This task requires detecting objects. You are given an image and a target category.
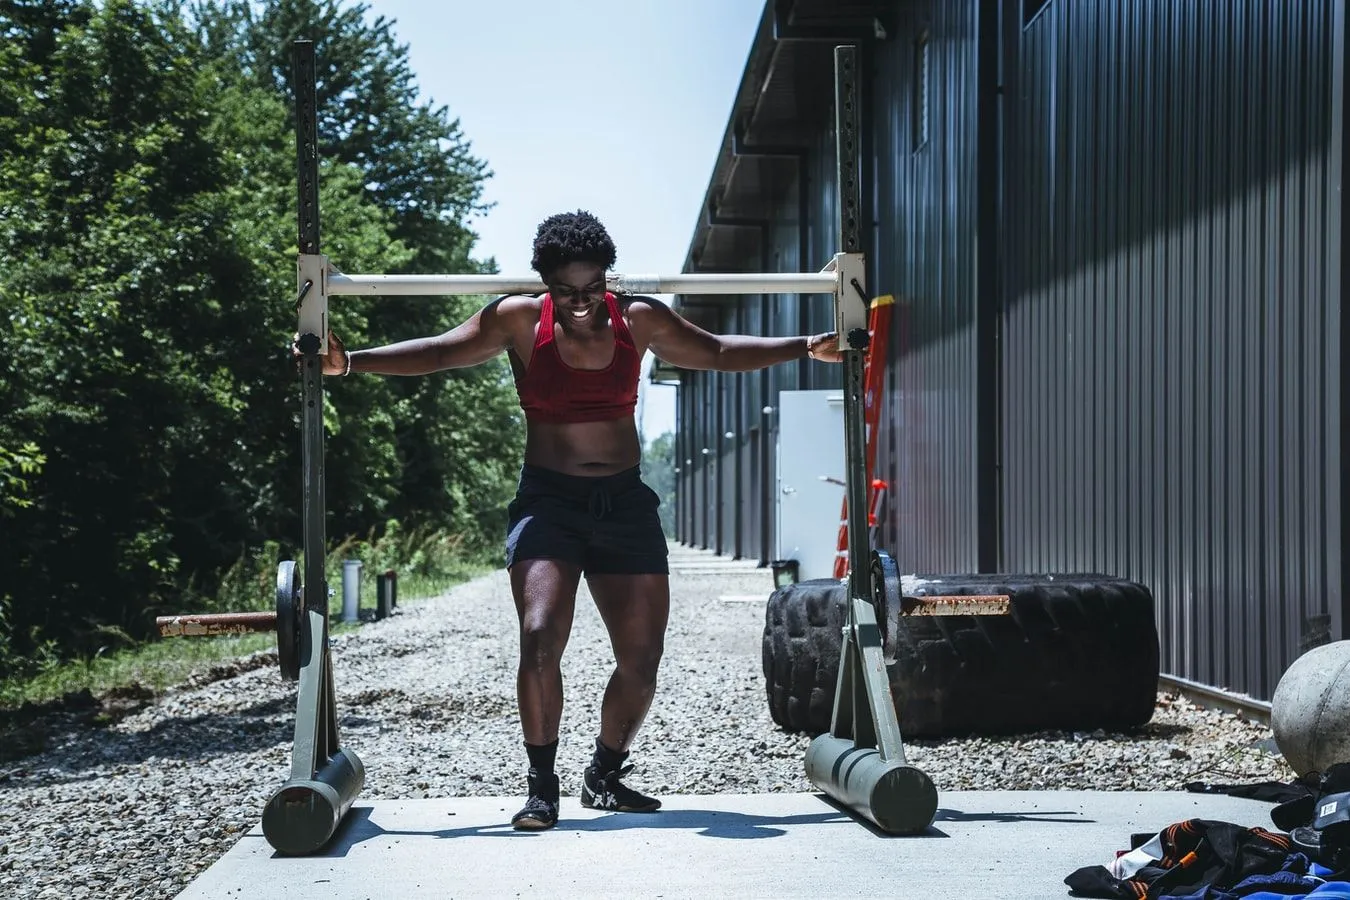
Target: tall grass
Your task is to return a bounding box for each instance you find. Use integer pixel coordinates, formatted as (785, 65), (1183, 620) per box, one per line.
(0, 522), (489, 710)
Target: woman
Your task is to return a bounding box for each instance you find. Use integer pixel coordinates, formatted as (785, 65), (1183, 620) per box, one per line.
(318, 210), (841, 829)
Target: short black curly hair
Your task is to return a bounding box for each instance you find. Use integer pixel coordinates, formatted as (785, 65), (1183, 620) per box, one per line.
(530, 210), (617, 278)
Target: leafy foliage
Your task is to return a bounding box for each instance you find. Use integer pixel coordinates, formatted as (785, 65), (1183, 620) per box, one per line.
(643, 431), (676, 537)
(0, 0), (523, 677)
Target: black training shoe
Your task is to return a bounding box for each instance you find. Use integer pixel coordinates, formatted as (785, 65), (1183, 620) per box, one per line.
(511, 769), (560, 831)
(580, 764), (661, 812)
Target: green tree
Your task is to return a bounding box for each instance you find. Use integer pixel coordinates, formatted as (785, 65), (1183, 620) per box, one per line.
(643, 432), (677, 537)
(192, 0), (523, 550)
(0, 0), (427, 666)
(0, 0), (523, 675)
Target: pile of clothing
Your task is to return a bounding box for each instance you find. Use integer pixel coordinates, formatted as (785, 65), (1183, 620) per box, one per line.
(1065, 764), (1350, 898)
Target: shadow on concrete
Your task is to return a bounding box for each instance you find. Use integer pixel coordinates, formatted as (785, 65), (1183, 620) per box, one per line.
(264, 794), (1097, 859)
(273, 801), (891, 858)
(811, 791), (1092, 837)
(935, 807), (1095, 825)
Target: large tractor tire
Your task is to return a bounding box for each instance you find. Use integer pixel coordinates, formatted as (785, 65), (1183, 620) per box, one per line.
(762, 574), (1159, 738)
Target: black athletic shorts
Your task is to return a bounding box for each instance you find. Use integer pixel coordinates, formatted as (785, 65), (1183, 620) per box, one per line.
(505, 464), (669, 575)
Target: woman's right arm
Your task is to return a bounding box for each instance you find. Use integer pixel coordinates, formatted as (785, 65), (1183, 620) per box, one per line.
(324, 295), (527, 377)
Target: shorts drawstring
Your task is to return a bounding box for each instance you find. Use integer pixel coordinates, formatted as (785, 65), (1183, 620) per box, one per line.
(588, 486), (612, 520)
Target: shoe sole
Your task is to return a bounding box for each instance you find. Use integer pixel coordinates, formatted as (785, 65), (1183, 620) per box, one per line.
(512, 815), (557, 831)
(579, 788), (661, 813)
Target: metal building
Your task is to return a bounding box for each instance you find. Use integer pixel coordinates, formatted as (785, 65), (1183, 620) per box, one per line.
(659, 0), (1347, 703)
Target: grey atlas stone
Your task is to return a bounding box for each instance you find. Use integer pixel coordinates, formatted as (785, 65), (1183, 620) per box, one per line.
(1272, 639), (1350, 777)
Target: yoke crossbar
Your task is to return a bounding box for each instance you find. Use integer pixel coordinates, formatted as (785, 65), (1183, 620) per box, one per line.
(326, 272), (839, 297)
(299, 260), (866, 356)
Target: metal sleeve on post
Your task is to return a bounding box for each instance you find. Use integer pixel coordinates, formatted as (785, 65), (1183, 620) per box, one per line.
(835, 44), (871, 602)
(836, 46), (863, 257)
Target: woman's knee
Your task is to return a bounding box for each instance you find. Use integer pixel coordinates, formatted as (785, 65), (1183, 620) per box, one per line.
(615, 640), (665, 685)
(518, 619), (568, 671)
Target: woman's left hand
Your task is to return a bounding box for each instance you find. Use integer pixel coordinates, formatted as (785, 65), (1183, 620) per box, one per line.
(806, 332), (844, 363)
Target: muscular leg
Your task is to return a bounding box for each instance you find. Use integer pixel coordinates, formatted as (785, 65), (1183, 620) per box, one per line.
(510, 559), (582, 745)
(586, 572), (671, 753)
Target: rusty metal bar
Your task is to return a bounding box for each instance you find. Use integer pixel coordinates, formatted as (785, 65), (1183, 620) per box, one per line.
(156, 612), (279, 637)
(900, 594), (1012, 617)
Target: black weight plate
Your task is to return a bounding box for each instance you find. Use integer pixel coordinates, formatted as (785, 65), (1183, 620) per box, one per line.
(275, 560), (302, 681)
(870, 550), (902, 665)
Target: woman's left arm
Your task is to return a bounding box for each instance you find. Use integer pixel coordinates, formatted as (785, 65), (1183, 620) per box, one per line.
(633, 297), (841, 371)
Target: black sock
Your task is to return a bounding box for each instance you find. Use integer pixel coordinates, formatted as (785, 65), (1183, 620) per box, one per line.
(591, 738), (628, 774)
(525, 739), (558, 777)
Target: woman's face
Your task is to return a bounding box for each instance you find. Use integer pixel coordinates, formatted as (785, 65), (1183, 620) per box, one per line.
(546, 262), (607, 325)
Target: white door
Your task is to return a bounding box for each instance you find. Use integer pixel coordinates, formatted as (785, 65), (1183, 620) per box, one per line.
(776, 390), (846, 582)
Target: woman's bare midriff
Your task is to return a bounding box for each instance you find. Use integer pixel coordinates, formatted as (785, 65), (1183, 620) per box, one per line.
(523, 418), (643, 476)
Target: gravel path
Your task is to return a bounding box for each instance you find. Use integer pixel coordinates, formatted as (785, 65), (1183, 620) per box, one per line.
(0, 545), (1294, 899)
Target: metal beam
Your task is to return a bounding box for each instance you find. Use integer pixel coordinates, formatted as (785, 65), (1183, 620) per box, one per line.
(772, 1), (888, 42)
(327, 271), (838, 297)
(731, 130), (806, 159)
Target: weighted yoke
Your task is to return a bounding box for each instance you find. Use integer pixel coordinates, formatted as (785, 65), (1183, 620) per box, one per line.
(152, 37), (1012, 855)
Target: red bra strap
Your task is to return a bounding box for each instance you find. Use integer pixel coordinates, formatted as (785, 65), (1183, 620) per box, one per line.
(604, 293), (632, 344)
(536, 293), (555, 348)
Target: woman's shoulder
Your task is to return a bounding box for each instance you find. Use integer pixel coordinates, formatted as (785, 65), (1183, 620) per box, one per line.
(478, 294), (544, 346)
(492, 293), (545, 321)
(615, 294), (675, 344)
(497, 293), (545, 309)
(615, 294), (669, 316)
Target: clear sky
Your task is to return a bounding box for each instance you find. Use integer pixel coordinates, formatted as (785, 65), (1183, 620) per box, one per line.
(359, 0), (767, 443)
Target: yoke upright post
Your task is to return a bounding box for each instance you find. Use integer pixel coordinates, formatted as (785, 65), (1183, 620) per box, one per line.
(260, 38), (365, 856)
(802, 44), (938, 836)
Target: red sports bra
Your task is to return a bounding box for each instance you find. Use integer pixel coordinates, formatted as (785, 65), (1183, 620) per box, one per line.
(514, 292), (640, 424)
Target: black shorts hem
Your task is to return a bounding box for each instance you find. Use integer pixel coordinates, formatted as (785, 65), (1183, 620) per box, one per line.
(505, 553), (585, 571)
(581, 557), (670, 576)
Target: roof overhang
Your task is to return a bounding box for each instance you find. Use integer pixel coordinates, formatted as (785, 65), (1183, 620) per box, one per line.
(655, 0), (895, 384)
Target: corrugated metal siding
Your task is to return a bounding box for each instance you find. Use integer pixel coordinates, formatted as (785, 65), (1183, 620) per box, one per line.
(871, 0), (983, 573)
(674, 0), (1344, 700)
(1004, 0), (1344, 699)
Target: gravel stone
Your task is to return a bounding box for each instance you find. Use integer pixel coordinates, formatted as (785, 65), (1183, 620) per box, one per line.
(0, 548), (1294, 898)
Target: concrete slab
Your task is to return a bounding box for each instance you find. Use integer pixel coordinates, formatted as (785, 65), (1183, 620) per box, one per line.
(176, 791), (1281, 899)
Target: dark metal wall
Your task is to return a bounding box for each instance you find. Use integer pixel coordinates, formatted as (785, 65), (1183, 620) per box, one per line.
(673, 0), (1344, 701)
(1001, 0), (1346, 700)
(870, 0), (987, 574)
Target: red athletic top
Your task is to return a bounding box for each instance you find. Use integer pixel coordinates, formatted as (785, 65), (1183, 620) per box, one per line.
(514, 292), (640, 424)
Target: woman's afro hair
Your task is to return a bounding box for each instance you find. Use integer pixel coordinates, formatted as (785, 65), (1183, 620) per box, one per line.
(530, 210), (617, 277)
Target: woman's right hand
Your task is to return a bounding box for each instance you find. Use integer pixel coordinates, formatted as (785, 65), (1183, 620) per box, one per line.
(291, 329), (349, 376)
